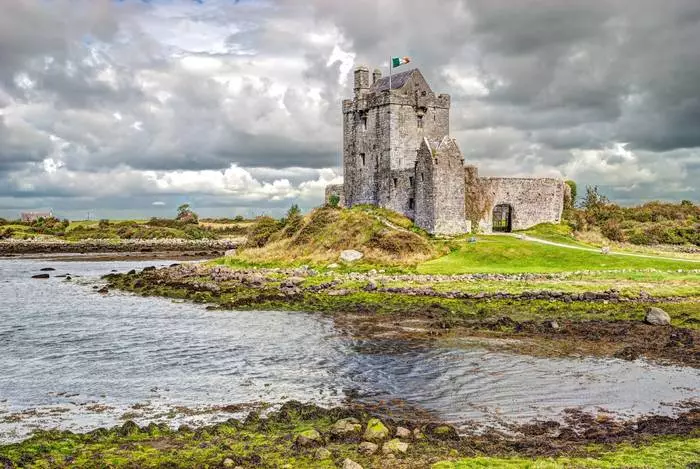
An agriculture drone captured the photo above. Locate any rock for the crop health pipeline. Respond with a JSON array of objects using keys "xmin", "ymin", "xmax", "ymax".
[
  {"xmin": 296, "ymin": 429, "xmax": 322, "ymax": 447},
  {"xmin": 39, "ymin": 267, "xmax": 56, "ymax": 271},
  {"xmin": 412, "ymin": 428, "xmax": 424, "ymax": 440},
  {"xmin": 222, "ymin": 458, "xmax": 235, "ymax": 468},
  {"xmin": 358, "ymin": 441, "xmax": 378, "ymax": 455},
  {"xmin": 382, "ymin": 439, "xmax": 409, "ymax": 454},
  {"xmin": 97, "ymin": 286, "xmax": 109, "ymax": 294},
  {"xmin": 327, "ymin": 263, "xmax": 340, "ymax": 269},
  {"xmin": 330, "ymin": 417, "xmax": 361, "ymax": 437},
  {"xmin": 363, "ymin": 418, "xmax": 389, "ymax": 441},
  {"xmin": 286, "ymin": 276, "xmax": 305, "ymax": 285},
  {"xmin": 314, "ymin": 448, "xmax": 332, "ymax": 460},
  {"xmin": 142, "ymin": 266, "xmax": 156, "ymax": 272},
  {"xmin": 224, "ymin": 249, "xmax": 236, "ymax": 257},
  {"xmin": 31, "ymin": 273, "xmax": 50, "ymax": 279},
  {"xmin": 645, "ymin": 307, "xmax": 671, "ymax": 326},
  {"xmin": 395, "ymin": 426, "xmax": 411, "ymax": 438},
  {"xmin": 340, "ymin": 250, "xmax": 363, "ymax": 263},
  {"xmin": 342, "ymin": 458, "xmax": 363, "ymax": 469}
]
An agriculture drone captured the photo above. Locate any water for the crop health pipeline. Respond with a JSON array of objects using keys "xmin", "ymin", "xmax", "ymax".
[{"xmin": 0, "ymin": 258, "xmax": 698, "ymax": 441}]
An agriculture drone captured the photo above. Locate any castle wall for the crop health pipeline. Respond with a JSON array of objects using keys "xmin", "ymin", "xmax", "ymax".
[
  {"xmin": 475, "ymin": 177, "xmax": 565, "ymax": 232},
  {"xmin": 324, "ymin": 184, "xmax": 345, "ymax": 207},
  {"xmin": 415, "ymin": 138, "xmax": 469, "ymax": 235}
]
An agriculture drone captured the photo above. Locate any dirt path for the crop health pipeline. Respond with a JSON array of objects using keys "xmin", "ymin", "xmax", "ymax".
[{"xmin": 509, "ymin": 233, "xmax": 700, "ymax": 264}]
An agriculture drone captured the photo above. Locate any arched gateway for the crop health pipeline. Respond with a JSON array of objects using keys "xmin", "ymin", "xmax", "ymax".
[{"xmin": 492, "ymin": 204, "xmax": 513, "ymax": 232}]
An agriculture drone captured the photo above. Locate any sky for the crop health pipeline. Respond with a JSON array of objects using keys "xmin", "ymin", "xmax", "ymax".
[{"xmin": 0, "ymin": 0, "xmax": 698, "ymax": 219}]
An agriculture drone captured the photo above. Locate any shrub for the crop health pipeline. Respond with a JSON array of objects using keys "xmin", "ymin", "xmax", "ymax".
[
  {"xmin": 601, "ymin": 220, "xmax": 625, "ymax": 242},
  {"xmin": 245, "ymin": 216, "xmax": 282, "ymax": 248},
  {"xmin": 327, "ymin": 195, "xmax": 340, "ymax": 208}
]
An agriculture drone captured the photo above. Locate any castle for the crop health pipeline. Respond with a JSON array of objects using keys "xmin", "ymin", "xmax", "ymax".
[{"xmin": 325, "ymin": 66, "xmax": 567, "ymax": 234}]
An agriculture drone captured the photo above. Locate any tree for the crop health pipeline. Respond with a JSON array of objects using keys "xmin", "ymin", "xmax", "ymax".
[
  {"xmin": 176, "ymin": 203, "xmax": 198, "ymax": 223},
  {"xmin": 580, "ymin": 185, "xmax": 609, "ymax": 210},
  {"xmin": 564, "ymin": 180, "xmax": 577, "ymax": 208}
]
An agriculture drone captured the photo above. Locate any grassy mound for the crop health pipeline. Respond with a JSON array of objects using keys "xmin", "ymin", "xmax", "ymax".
[{"xmin": 235, "ymin": 206, "xmax": 440, "ymax": 266}]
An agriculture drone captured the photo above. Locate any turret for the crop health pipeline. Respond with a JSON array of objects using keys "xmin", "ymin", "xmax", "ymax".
[
  {"xmin": 353, "ymin": 65, "xmax": 370, "ymax": 99},
  {"xmin": 372, "ymin": 68, "xmax": 382, "ymax": 85}
]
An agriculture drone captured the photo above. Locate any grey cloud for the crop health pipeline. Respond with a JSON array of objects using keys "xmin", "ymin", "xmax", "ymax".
[{"xmin": 0, "ymin": 0, "xmax": 699, "ymax": 217}]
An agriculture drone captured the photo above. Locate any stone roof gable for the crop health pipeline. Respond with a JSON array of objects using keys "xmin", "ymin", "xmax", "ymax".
[{"xmin": 370, "ymin": 68, "xmax": 434, "ymax": 93}]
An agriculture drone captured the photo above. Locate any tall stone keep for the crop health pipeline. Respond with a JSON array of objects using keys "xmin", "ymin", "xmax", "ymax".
[
  {"xmin": 327, "ymin": 65, "xmax": 566, "ymax": 235},
  {"xmin": 342, "ymin": 67, "xmax": 451, "ymax": 219}
]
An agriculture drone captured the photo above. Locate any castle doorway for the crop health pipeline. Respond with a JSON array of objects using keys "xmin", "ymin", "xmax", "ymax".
[{"xmin": 492, "ymin": 204, "xmax": 512, "ymax": 232}]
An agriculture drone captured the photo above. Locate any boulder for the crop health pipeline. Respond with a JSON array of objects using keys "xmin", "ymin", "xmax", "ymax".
[
  {"xmin": 314, "ymin": 448, "xmax": 332, "ymax": 460},
  {"xmin": 395, "ymin": 426, "xmax": 411, "ymax": 438},
  {"xmin": 31, "ymin": 273, "xmax": 50, "ymax": 279},
  {"xmin": 645, "ymin": 307, "xmax": 671, "ymax": 326},
  {"xmin": 340, "ymin": 250, "xmax": 363, "ymax": 263},
  {"xmin": 222, "ymin": 458, "xmax": 235, "ymax": 468},
  {"xmin": 382, "ymin": 439, "xmax": 409, "ymax": 454},
  {"xmin": 39, "ymin": 267, "xmax": 56, "ymax": 271},
  {"xmin": 327, "ymin": 263, "xmax": 340, "ymax": 269},
  {"xmin": 296, "ymin": 429, "xmax": 322, "ymax": 447},
  {"xmin": 342, "ymin": 459, "xmax": 363, "ymax": 469},
  {"xmin": 363, "ymin": 418, "xmax": 389, "ymax": 441},
  {"xmin": 358, "ymin": 441, "xmax": 378, "ymax": 455},
  {"xmin": 330, "ymin": 417, "xmax": 362, "ymax": 437}
]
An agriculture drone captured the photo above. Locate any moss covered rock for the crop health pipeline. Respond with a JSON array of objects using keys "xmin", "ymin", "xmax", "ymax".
[{"xmin": 363, "ymin": 418, "xmax": 389, "ymax": 441}]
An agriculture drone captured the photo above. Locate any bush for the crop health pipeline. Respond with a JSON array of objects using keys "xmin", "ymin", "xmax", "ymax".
[
  {"xmin": 327, "ymin": 195, "xmax": 340, "ymax": 208},
  {"xmin": 245, "ymin": 216, "xmax": 282, "ymax": 248},
  {"xmin": 601, "ymin": 220, "xmax": 625, "ymax": 242}
]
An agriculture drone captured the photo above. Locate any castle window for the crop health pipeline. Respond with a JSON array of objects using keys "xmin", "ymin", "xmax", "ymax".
[
  {"xmin": 417, "ymin": 115, "xmax": 424, "ymax": 129},
  {"xmin": 409, "ymin": 198, "xmax": 415, "ymax": 210},
  {"xmin": 361, "ymin": 115, "xmax": 367, "ymax": 131},
  {"xmin": 409, "ymin": 176, "xmax": 414, "ymax": 187},
  {"xmin": 360, "ymin": 153, "xmax": 366, "ymax": 166},
  {"xmin": 420, "ymin": 173, "xmax": 424, "ymax": 182},
  {"xmin": 393, "ymin": 177, "xmax": 398, "ymax": 188}
]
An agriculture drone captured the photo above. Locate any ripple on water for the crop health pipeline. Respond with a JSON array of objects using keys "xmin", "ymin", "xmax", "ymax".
[{"xmin": 0, "ymin": 258, "xmax": 698, "ymax": 441}]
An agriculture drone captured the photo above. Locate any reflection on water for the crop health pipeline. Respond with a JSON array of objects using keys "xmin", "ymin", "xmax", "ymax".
[{"xmin": 0, "ymin": 258, "xmax": 697, "ymax": 441}]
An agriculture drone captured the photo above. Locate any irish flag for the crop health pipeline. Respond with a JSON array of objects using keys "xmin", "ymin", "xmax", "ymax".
[{"xmin": 391, "ymin": 56, "xmax": 411, "ymax": 68}]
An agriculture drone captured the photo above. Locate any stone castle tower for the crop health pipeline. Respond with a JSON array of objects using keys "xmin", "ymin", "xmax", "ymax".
[
  {"xmin": 325, "ymin": 65, "xmax": 566, "ymax": 235},
  {"xmin": 340, "ymin": 66, "xmax": 468, "ymax": 234}
]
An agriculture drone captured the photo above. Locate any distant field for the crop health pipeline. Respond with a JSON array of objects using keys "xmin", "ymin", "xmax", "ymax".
[{"xmin": 418, "ymin": 235, "xmax": 700, "ymax": 274}]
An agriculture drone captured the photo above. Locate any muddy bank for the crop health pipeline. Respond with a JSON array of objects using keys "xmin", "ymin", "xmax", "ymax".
[
  {"xmin": 0, "ymin": 238, "xmax": 240, "ymax": 255},
  {"xmin": 1, "ymin": 400, "xmax": 698, "ymax": 468},
  {"xmin": 103, "ymin": 264, "xmax": 700, "ymax": 368},
  {"xmin": 337, "ymin": 313, "xmax": 700, "ymax": 368}
]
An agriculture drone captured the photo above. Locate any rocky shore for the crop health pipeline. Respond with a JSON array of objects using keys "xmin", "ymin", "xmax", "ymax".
[
  {"xmin": 103, "ymin": 263, "xmax": 700, "ymax": 368},
  {"xmin": 0, "ymin": 238, "xmax": 241, "ymax": 255},
  {"xmin": 1, "ymin": 400, "xmax": 698, "ymax": 468}
]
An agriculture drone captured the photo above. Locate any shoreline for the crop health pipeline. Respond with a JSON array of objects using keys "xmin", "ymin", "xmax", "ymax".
[
  {"xmin": 0, "ymin": 238, "xmax": 241, "ymax": 256},
  {"xmin": 1, "ymin": 400, "xmax": 698, "ymax": 468},
  {"xmin": 102, "ymin": 263, "xmax": 700, "ymax": 368}
]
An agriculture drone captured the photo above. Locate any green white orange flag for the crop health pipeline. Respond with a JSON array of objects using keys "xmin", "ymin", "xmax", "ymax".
[{"xmin": 391, "ymin": 56, "xmax": 411, "ymax": 68}]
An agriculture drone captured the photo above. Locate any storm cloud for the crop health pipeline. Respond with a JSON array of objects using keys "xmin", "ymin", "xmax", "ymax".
[{"xmin": 0, "ymin": 0, "xmax": 698, "ymax": 218}]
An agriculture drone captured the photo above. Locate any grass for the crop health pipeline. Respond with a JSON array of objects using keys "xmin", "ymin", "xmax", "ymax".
[
  {"xmin": 236, "ymin": 206, "xmax": 441, "ymax": 266},
  {"xmin": 519, "ymin": 223, "xmax": 590, "ymax": 247},
  {"xmin": 2, "ymin": 400, "xmax": 697, "ymax": 469},
  {"xmin": 418, "ymin": 235, "xmax": 700, "ymax": 274},
  {"xmin": 435, "ymin": 437, "xmax": 700, "ymax": 468}
]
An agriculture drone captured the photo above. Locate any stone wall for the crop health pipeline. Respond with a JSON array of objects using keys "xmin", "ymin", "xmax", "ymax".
[
  {"xmin": 415, "ymin": 138, "xmax": 469, "ymax": 235},
  {"xmin": 324, "ymin": 184, "xmax": 345, "ymax": 207},
  {"xmin": 475, "ymin": 177, "xmax": 566, "ymax": 232}
]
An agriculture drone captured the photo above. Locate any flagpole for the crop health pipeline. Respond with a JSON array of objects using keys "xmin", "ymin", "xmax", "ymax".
[{"xmin": 389, "ymin": 57, "xmax": 392, "ymax": 91}]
